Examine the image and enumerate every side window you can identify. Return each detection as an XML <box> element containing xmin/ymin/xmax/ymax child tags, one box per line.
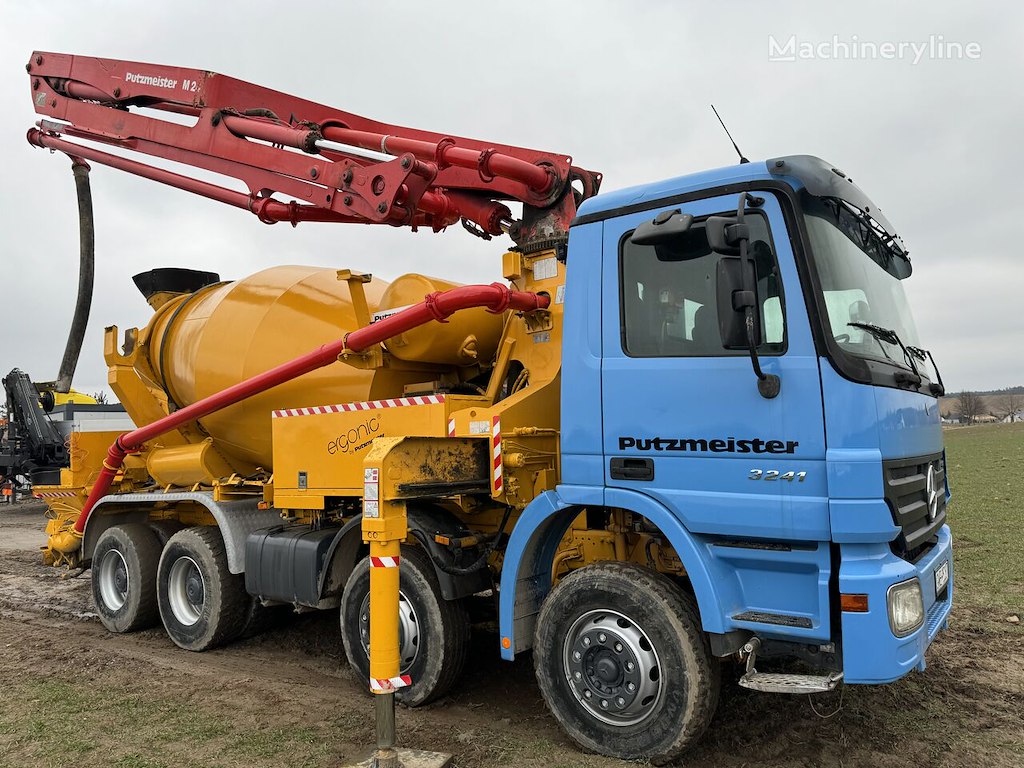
<box><xmin>620</xmin><ymin>213</ymin><xmax>786</xmax><ymax>357</ymax></box>
<box><xmin>763</xmin><ymin>296</ymin><xmax>784</xmax><ymax>344</ymax></box>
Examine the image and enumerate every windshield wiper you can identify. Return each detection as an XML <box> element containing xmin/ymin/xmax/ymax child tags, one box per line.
<box><xmin>848</xmin><ymin>321</ymin><xmax>897</xmax><ymax>360</ymax></box>
<box><xmin>908</xmin><ymin>345</ymin><xmax>946</xmax><ymax>396</ymax></box>
<box><xmin>847</xmin><ymin>322</ymin><xmax>922</xmax><ymax>386</ymax></box>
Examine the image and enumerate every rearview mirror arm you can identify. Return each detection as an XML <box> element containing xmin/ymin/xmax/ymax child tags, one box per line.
<box><xmin>736</xmin><ymin>193</ymin><xmax>781</xmax><ymax>399</ymax></box>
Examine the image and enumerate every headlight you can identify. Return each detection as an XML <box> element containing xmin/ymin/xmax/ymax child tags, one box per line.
<box><xmin>887</xmin><ymin>578</ymin><xmax>924</xmax><ymax>637</ymax></box>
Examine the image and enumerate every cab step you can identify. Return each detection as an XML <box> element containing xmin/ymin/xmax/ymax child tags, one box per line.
<box><xmin>738</xmin><ymin>636</ymin><xmax>843</xmax><ymax>694</ymax></box>
<box><xmin>739</xmin><ymin>670</ymin><xmax>844</xmax><ymax>694</ymax></box>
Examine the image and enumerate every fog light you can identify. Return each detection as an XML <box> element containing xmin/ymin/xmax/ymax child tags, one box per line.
<box><xmin>887</xmin><ymin>578</ymin><xmax>924</xmax><ymax>637</ymax></box>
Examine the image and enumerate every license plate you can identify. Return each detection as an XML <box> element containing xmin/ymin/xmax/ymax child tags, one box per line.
<box><xmin>934</xmin><ymin>560</ymin><xmax>949</xmax><ymax>595</ymax></box>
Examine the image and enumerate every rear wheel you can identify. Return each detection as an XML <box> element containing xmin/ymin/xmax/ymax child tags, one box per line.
<box><xmin>92</xmin><ymin>523</ymin><xmax>162</xmax><ymax>633</ymax></box>
<box><xmin>534</xmin><ymin>562</ymin><xmax>720</xmax><ymax>764</ymax></box>
<box><xmin>340</xmin><ymin>545</ymin><xmax>470</xmax><ymax>706</ymax></box>
<box><xmin>157</xmin><ymin>526</ymin><xmax>247</xmax><ymax>651</ymax></box>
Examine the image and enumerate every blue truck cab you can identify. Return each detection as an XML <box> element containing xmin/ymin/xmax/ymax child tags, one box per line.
<box><xmin>499</xmin><ymin>155</ymin><xmax>952</xmax><ymax>760</ymax></box>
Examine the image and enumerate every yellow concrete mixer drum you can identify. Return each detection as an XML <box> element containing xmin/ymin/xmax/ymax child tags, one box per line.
<box><xmin>140</xmin><ymin>265</ymin><xmax>429</xmax><ymax>472</ymax></box>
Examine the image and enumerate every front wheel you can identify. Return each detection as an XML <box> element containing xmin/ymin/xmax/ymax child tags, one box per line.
<box><xmin>534</xmin><ymin>562</ymin><xmax>720</xmax><ymax>764</ymax></box>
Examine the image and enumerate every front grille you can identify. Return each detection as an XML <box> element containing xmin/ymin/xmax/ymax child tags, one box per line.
<box><xmin>883</xmin><ymin>453</ymin><xmax>946</xmax><ymax>561</ymax></box>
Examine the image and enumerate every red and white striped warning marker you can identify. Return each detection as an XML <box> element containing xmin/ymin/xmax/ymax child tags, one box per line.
<box><xmin>370</xmin><ymin>675</ymin><xmax>412</xmax><ymax>692</ymax></box>
<box><xmin>272</xmin><ymin>394</ymin><xmax>445</xmax><ymax>418</ymax></box>
<box><xmin>370</xmin><ymin>555</ymin><xmax>400</xmax><ymax>569</ymax></box>
<box><xmin>492</xmin><ymin>415</ymin><xmax>503</xmax><ymax>493</ymax></box>
<box><xmin>33</xmin><ymin>491</ymin><xmax>77</xmax><ymax>499</ymax></box>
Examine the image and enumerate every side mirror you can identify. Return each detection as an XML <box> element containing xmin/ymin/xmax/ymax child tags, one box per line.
<box><xmin>713</xmin><ymin>192</ymin><xmax>780</xmax><ymax>399</ymax></box>
<box><xmin>716</xmin><ymin>257</ymin><xmax>760</xmax><ymax>349</ymax></box>
<box><xmin>706</xmin><ymin>215</ymin><xmax>747</xmax><ymax>255</ymax></box>
<box><xmin>630</xmin><ymin>210</ymin><xmax>694</xmax><ymax>245</ymax></box>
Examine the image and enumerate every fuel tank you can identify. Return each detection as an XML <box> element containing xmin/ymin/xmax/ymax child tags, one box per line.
<box><xmin>139</xmin><ymin>266</ymin><xmax>505</xmax><ymax>474</ymax></box>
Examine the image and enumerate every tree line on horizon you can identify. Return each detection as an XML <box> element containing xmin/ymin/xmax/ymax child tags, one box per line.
<box><xmin>945</xmin><ymin>390</ymin><xmax>1023</xmax><ymax>425</ymax></box>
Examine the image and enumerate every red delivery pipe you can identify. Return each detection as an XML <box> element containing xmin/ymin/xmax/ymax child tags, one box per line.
<box><xmin>27</xmin><ymin>129</ymin><xmax>364</xmax><ymax>226</ymax></box>
<box><xmin>344</xmin><ymin>283</ymin><xmax>541</xmax><ymax>350</ymax></box>
<box><xmin>64</xmin><ymin>284</ymin><xmax>548</xmax><ymax>544</ymax></box>
<box><xmin>62</xmin><ymin>81</ymin><xmax>116</xmax><ymax>102</ymax></box>
<box><xmin>220</xmin><ymin>115</ymin><xmax>316</xmax><ymax>151</ymax></box>
<box><xmin>28</xmin><ymin>131</ymin><xmax>511</xmax><ymax>232</ymax></box>
<box><xmin>322</xmin><ymin>127</ymin><xmax>554</xmax><ymax>194</ymax></box>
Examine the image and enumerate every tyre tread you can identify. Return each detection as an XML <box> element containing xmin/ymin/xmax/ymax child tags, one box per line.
<box><xmin>405</xmin><ymin>546</ymin><xmax>471</xmax><ymax>701</ymax></box>
<box><xmin>121</xmin><ymin>523</ymin><xmax>163</xmax><ymax>632</ymax></box>
<box><xmin>190</xmin><ymin>525</ymin><xmax>248</xmax><ymax>648</ymax></box>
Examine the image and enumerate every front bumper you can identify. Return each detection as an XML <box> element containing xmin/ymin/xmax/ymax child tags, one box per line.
<box><xmin>839</xmin><ymin>524</ymin><xmax>952</xmax><ymax>683</ymax></box>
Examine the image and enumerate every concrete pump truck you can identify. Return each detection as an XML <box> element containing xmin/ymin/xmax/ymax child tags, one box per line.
<box><xmin>23</xmin><ymin>52</ymin><xmax>952</xmax><ymax>764</ymax></box>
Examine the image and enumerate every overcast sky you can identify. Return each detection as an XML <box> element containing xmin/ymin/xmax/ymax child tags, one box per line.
<box><xmin>1</xmin><ymin>1</ymin><xmax>1020</xmax><ymax>396</ymax></box>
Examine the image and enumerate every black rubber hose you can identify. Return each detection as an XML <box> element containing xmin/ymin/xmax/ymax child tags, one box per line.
<box><xmin>411</xmin><ymin>505</ymin><xmax>513</xmax><ymax>577</ymax></box>
<box><xmin>56</xmin><ymin>159</ymin><xmax>95</xmax><ymax>394</ymax></box>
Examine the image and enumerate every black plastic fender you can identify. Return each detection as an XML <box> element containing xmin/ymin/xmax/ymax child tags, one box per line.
<box><xmin>315</xmin><ymin>505</ymin><xmax>491</xmax><ymax>605</ymax></box>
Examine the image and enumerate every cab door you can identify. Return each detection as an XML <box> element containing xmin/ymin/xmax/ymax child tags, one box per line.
<box><xmin>600</xmin><ymin>191</ymin><xmax>828</xmax><ymax>544</ymax></box>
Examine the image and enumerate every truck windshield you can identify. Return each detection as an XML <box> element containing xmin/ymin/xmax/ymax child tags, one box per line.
<box><xmin>803</xmin><ymin>195</ymin><xmax>921</xmax><ymax>370</ymax></box>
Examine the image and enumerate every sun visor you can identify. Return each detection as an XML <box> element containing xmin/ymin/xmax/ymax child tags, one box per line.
<box><xmin>768</xmin><ymin>155</ymin><xmax>906</xmax><ymax>254</ymax></box>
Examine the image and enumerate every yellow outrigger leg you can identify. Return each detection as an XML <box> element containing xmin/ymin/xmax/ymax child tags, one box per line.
<box><xmin>358</xmin><ymin>439</ymin><xmax>452</xmax><ymax>768</ymax></box>
<box><xmin>362</xmin><ymin>446</ymin><xmax>406</xmax><ymax>768</ymax></box>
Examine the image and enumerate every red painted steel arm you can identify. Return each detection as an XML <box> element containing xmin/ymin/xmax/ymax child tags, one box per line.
<box><xmin>64</xmin><ymin>285</ymin><xmax>549</xmax><ymax>544</ymax></box>
<box><xmin>25</xmin><ymin>51</ymin><xmax>601</xmax><ymax>243</ymax></box>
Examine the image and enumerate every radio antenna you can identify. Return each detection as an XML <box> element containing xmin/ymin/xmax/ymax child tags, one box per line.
<box><xmin>711</xmin><ymin>104</ymin><xmax>749</xmax><ymax>164</ymax></box>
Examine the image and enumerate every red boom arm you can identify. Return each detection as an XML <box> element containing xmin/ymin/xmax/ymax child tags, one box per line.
<box><xmin>25</xmin><ymin>51</ymin><xmax>601</xmax><ymax>245</ymax></box>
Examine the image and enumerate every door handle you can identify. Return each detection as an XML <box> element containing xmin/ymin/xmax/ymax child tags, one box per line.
<box><xmin>610</xmin><ymin>457</ymin><xmax>654</xmax><ymax>481</ymax></box>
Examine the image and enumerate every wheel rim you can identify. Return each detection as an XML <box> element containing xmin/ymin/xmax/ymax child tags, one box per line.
<box><xmin>97</xmin><ymin>549</ymin><xmax>130</xmax><ymax>611</ymax></box>
<box><xmin>167</xmin><ymin>556</ymin><xmax>205</xmax><ymax>626</ymax></box>
<box><xmin>357</xmin><ymin>590</ymin><xmax>420</xmax><ymax>672</ymax></box>
<box><xmin>563</xmin><ymin>609</ymin><xmax>663</xmax><ymax>727</ymax></box>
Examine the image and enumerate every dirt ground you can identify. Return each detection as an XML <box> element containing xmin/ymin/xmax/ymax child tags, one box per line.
<box><xmin>0</xmin><ymin>501</ymin><xmax>1021</xmax><ymax>768</ymax></box>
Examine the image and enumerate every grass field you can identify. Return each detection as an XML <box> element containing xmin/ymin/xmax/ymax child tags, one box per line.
<box><xmin>0</xmin><ymin>423</ymin><xmax>1021</xmax><ymax>768</ymax></box>
<box><xmin>943</xmin><ymin>422</ymin><xmax>1024</xmax><ymax>620</ymax></box>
